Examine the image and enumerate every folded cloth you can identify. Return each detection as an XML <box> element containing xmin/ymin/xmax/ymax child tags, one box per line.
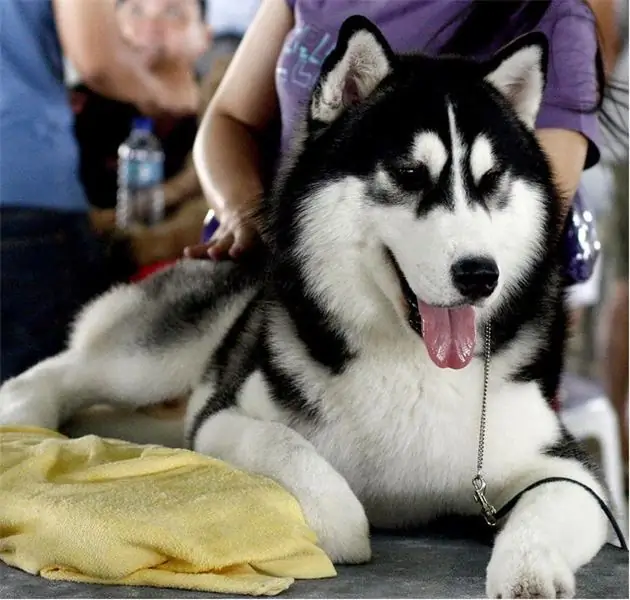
<box><xmin>0</xmin><ymin>427</ymin><xmax>335</xmax><ymax>595</ymax></box>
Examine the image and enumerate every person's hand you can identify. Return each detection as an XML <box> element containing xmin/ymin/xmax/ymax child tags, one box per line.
<box><xmin>128</xmin><ymin>54</ymin><xmax>199</xmax><ymax>119</ymax></box>
<box><xmin>89</xmin><ymin>208</ymin><xmax>117</xmax><ymax>236</ymax></box>
<box><xmin>184</xmin><ymin>209</ymin><xmax>259</xmax><ymax>261</ymax></box>
<box><xmin>162</xmin><ymin>179</ymin><xmax>188</xmax><ymax>209</ymax></box>
<box><xmin>138</xmin><ymin>74</ymin><xmax>199</xmax><ymax>119</ymax></box>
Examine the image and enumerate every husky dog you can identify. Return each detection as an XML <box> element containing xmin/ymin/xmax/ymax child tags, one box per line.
<box><xmin>0</xmin><ymin>16</ymin><xmax>609</xmax><ymax>599</ymax></box>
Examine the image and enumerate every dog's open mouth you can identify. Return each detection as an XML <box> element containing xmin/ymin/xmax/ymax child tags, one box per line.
<box><xmin>386</xmin><ymin>248</ymin><xmax>476</xmax><ymax>370</ymax></box>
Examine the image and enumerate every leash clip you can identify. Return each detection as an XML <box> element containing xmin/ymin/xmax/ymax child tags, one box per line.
<box><xmin>473</xmin><ymin>475</ymin><xmax>497</xmax><ymax>527</ymax></box>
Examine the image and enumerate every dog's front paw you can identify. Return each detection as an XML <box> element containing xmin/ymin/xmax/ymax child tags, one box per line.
<box><xmin>0</xmin><ymin>376</ymin><xmax>60</xmax><ymax>430</ymax></box>
<box><xmin>297</xmin><ymin>471</ymin><xmax>371</xmax><ymax>564</ymax></box>
<box><xmin>486</xmin><ymin>535</ymin><xmax>575</xmax><ymax>599</ymax></box>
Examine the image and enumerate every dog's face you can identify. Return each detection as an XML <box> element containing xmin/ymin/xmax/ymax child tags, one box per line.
<box><xmin>280</xmin><ymin>16</ymin><xmax>556</xmax><ymax>370</ymax></box>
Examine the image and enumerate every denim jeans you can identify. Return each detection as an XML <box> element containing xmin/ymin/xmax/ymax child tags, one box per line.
<box><xmin>0</xmin><ymin>208</ymin><xmax>115</xmax><ymax>383</ymax></box>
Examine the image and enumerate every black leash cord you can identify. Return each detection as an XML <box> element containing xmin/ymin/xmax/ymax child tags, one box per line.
<box><xmin>494</xmin><ymin>476</ymin><xmax>628</xmax><ymax>551</ymax></box>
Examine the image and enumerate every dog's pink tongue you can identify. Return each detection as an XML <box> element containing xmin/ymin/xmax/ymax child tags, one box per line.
<box><xmin>418</xmin><ymin>301</ymin><xmax>476</xmax><ymax>369</ymax></box>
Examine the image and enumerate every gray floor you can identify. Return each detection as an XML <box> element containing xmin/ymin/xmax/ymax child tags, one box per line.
<box><xmin>1</xmin><ymin>533</ymin><xmax>627</xmax><ymax>598</ymax></box>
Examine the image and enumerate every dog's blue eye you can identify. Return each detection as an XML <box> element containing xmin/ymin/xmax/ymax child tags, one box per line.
<box><xmin>392</xmin><ymin>165</ymin><xmax>430</xmax><ymax>192</ymax></box>
<box><xmin>477</xmin><ymin>170</ymin><xmax>502</xmax><ymax>196</ymax></box>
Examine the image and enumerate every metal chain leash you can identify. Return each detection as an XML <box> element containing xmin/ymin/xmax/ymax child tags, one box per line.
<box><xmin>472</xmin><ymin>322</ymin><xmax>497</xmax><ymax>526</ymax></box>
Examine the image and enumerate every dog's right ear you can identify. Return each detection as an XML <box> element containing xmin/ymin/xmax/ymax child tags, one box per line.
<box><xmin>309</xmin><ymin>15</ymin><xmax>395</xmax><ymax>126</ymax></box>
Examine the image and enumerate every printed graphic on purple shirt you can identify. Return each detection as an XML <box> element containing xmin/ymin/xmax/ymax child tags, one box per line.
<box><xmin>276</xmin><ymin>0</ymin><xmax>601</xmax><ymax>165</ymax></box>
<box><xmin>276</xmin><ymin>22</ymin><xmax>337</xmax><ymax>152</ymax></box>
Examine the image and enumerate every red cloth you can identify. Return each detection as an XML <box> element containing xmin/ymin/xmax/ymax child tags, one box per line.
<box><xmin>130</xmin><ymin>259</ymin><xmax>177</xmax><ymax>282</ymax></box>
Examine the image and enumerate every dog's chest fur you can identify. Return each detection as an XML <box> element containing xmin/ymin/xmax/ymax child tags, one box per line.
<box><xmin>240</xmin><ymin>325</ymin><xmax>560</xmax><ymax>528</ymax></box>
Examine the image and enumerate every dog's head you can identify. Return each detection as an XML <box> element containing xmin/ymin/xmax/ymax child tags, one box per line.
<box><xmin>273</xmin><ymin>16</ymin><xmax>559</xmax><ymax>370</ymax></box>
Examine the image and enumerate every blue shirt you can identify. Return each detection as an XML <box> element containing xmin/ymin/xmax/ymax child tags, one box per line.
<box><xmin>0</xmin><ymin>0</ymin><xmax>87</xmax><ymax>211</ymax></box>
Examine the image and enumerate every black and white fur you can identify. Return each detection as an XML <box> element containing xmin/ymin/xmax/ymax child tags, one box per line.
<box><xmin>0</xmin><ymin>17</ymin><xmax>609</xmax><ymax>598</ymax></box>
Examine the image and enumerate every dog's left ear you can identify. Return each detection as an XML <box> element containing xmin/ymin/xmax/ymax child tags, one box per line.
<box><xmin>310</xmin><ymin>15</ymin><xmax>395</xmax><ymax>125</ymax></box>
<box><xmin>483</xmin><ymin>32</ymin><xmax>549</xmax><ymax>129</ymax></box>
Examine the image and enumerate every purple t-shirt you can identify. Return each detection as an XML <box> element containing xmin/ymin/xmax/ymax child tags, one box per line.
<box><xmin>276</xmin><ymin>0</ymin><xmax>601</xmax><ymax>164</ymax></box>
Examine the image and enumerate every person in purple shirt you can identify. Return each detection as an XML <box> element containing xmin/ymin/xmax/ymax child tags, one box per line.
<box><xmin>191</xmin><ymin>0</ymin><xmax>606</xmax><ymax>264</ymax></box>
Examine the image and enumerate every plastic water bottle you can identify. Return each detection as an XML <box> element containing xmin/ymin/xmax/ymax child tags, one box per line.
<box><xmin>116</xmin><ymin>117</ymin><xmax>165</xmax><ymax>229</ymax></box>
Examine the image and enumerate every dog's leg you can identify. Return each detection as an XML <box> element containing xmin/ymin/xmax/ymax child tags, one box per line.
<box><xmin>0</xmin><ymin>342</ymin><xmax>199</xmax><ymax>432</ymax></box>
<box><xmin>485</xmin><ymin>456</ymin><xmax>608</xmax><ymax>599</ymax></box>
<box><xmin>193</xmin><ymin>407</ymin><xmax>372</xmax><ymax>564</ymax></box>
<box><xmin>0</xmin><ymin>350</ymin><xmax>101</xmax><ymax>429</ymax></box>
<box><xmin>0</xmin><ymin>285</ymin><xmax>206</xmax><ymax>430</ymax></box>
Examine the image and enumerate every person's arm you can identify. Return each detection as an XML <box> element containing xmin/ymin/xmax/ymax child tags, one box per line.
<box><xmin>533</xmin><ymin>0</ymin><xmax>619</xmax><ymax>224</ymax></box>
<box><xmin>537</xmin><ymin>0</ymin><xmax>624</xmax><ymax>223</ymax></box>
<box><xmin>191</xmin><ymin>0</ymin><xmax>294</xmax><ymax>259</ymax></box>
<box><xmin>53</xmin><ymin>0</ymin><xmax>197</xmax><ymax>117</ymax></box>
<box><xmin>536</xmin><ymin>129</ymin><xmax>588</xmax><ymax>223</ymax></box>
<box><xmin>163</xmin><ymin>155</ymin><xmax>201</xmax><ymax>208</ymax></box>
<box><xmin>163</xmin><ymin>53</ymin><xmax>237</xmax><ymax>209</ymax></box>
<box><xmin>586</xmin><ymin>0</ymin><xmax>622</xmax><ymax>75</ymax></box>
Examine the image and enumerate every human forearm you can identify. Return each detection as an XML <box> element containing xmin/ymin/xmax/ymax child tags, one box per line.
<box><xmin>585</xmin><ymin>0</ymin><xmax>622</xmax><ymax>76</ymax></box>
<box><xmin>536</xmin><ymin>128</ymin><xmax>588</xmax><ymax>223</ymax></box>
<box><xmin>164</xmin><ymin>156</ymin><xmax>202</xmax><ymax>208</ymax></box>
<box><xmin>185</xmin><ymin>0</ymin><xmax>293</xmax><ymax>259</ymax></box>
<box><xmin>54</xmin><ymin>0</ymin><xmax>197</xmax><ymax>115</ymax></box>
<box><xmin>81</xmin><ymin>59</ymin><xmax>161</xmax><ymax>108</ymax></box>
<box><xmin>193</xmin><ymin>111</ymin><xmax>264</xmax><ymax>220</ymax></box>
<box><xmin>86</xmin><ymin>59</ymin><xmax>198</xmax><ymax>117</ymax></box>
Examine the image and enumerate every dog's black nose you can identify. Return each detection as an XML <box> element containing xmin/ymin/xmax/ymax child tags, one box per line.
<box><xmin>451</xmin><ymin>257</ymin><xmax>499</xmax><ymax>301</ymax></box>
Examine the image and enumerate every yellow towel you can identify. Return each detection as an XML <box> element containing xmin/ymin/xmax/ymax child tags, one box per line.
<box><xmin>0</xmin><ymin>426</ymin><xmax>336</xmax><ymax>595</ymax></box>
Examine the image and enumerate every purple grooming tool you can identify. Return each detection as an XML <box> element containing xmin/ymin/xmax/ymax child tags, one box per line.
<box><xmin>202</xmin><ymin>209</ymin><xmax>220</xmax><ymax>243</ymax></box>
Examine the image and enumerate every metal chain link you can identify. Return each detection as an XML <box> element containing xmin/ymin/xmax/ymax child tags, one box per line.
<box><xmin>472</xmin><ymin>322</ymin><xmax>497</xmax><ymax>526</ymax></box>
<box><xmin>476</xmin><ymin>322</ymin><xmax>492</xmax><ymax>475</ymax></box>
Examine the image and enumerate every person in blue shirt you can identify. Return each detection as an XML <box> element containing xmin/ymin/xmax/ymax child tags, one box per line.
<box><xmin>0</xmin><ymin>0</ymin><xmax>205</xmax><ymax>382</ymax></box>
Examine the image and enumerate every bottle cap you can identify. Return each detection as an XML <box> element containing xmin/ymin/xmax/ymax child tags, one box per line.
<box><xmin>132</xmin><ymin>117</ymin><xmax>154</xmax><ymax>132</ymax></box>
